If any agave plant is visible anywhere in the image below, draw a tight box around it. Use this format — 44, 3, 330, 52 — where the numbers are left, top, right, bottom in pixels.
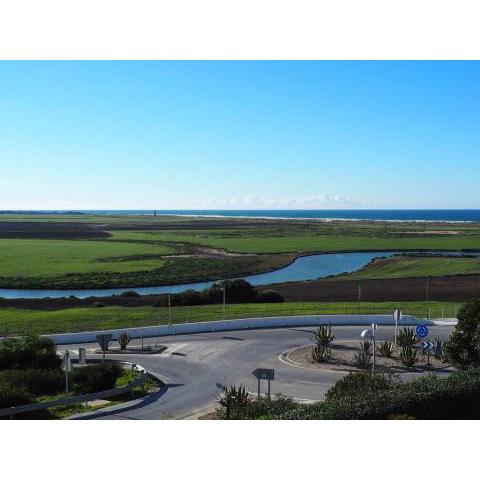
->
378, 340, 395, 358
312, 325, 335, 347
311, 325, 335, 363
432, 338, 444, 360
118, 332, 131, 351
311, 344, 333, 363
397, 327, 417, 349
353, 341, 372, 369
217, 384, 251, 419
399, 344, 419, 368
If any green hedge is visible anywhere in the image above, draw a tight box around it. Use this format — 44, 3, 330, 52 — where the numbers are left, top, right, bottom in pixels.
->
0, 384, 33, 410
0, 336, 60, 370
0, 369, 64, 396
237, 370, 480, 420
70, 363, 123, 394
278, 370, 480, 420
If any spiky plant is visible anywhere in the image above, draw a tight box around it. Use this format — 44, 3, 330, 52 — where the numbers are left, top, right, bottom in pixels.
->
311, 344, 333, 363
353, 341, 372, 369
378, 341, 395, 358
312, 325, 335, 347
118, 332, 131, 351
433, 338, 444, 360
311, 325, 335, 363
217, 384, 251, 419
397, 327, 417, 349
399, 344, 419, 368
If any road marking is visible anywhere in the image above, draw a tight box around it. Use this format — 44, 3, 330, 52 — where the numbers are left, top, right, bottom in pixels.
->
158, 343, 189, 357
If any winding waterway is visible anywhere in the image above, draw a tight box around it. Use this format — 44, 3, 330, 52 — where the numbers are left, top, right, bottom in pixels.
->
0, 251, 479, 299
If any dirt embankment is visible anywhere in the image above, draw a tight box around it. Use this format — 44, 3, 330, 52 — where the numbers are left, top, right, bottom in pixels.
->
257, 274, 480, 302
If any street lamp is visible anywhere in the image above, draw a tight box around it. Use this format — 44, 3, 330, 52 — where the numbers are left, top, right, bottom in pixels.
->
222, 284, 226, 320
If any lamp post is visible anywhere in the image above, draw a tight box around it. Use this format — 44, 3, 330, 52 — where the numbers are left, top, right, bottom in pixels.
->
222, 284, 226, 320
168, 294, 172, 326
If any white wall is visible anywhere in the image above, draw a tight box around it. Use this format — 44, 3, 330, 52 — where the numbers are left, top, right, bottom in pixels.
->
47, 314, 430, 345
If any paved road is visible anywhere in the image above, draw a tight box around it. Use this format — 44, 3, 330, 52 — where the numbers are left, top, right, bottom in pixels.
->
58, 325, 453, 419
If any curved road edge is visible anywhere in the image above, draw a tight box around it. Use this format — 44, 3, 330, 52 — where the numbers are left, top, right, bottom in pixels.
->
47, 314, 457, 345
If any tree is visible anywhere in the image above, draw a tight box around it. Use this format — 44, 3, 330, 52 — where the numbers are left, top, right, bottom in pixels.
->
445, 300, 480, 369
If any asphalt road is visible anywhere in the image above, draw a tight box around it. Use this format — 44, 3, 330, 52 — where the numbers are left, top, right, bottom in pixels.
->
57, 325, 453, 420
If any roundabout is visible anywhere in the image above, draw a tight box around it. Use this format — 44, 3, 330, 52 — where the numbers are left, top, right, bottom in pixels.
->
55, 322, 455, 419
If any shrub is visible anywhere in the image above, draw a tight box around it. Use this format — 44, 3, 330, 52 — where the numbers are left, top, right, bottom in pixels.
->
217, 384, 251, 419
118, 332, 131, 351
325, 372, 394, 401
70, 363, 123, 394
256, 290, 284, 303
93, 301, 105, 308
397, 327, 417, 349
0, 384, 33, 410
0, 369, 64, 396
445, 300, 480, 369
353, 341, 372, 369
399, 344, 419, 368
0, 336, 60, 371
269, 369, 480, 420
120, 290, 141, 297
378, 341, 395, 358
311, 325, 334, 363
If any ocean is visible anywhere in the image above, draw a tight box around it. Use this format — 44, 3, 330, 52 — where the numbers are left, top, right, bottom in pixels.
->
69, 209, 480, 222
3, 209, 480, 222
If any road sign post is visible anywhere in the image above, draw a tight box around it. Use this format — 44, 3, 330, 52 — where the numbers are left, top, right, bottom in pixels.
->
61, 350, 72, 394
252, 368, 274, 400
371, 323, 377, 377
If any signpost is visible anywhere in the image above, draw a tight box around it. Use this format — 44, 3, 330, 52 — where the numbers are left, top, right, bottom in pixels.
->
252, 368, 274, 400
61, 350, 72, 394
393, 309, 402, 346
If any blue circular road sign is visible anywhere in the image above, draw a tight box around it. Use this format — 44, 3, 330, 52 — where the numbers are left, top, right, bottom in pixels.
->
416, 324, 429, 338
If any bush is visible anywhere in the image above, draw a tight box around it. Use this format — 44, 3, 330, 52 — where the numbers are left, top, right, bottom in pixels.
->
399, 344, 419, 368
397, 327, 417, 348
378, 341, 395, 358
120, 290, 141, 297
325, 372, 394, 401
217, 384, 251, 419
276, 370, 480, 420
0, 336, 60, 371
256, 290, 284, 303
70, 363, 123, 394
353, 341, 372, 369
0, 384, 33, 410
118, 332, 131, 351
93, 301, 105, 308
311, 325, 334, 363
445, 300, 480, 369
0, 369, 64, 396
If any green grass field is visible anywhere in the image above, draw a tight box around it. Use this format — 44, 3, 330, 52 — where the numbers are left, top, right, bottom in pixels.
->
0, 238, 171, 277
109, 230, 480, 254
0, 301, 461, 336
1, 215, 480, 289
341, 256, 480, 280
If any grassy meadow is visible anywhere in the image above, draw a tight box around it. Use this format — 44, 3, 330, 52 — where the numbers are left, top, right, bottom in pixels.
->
0, 301, 461, 336
341, 256, 480, 280
0, 214, 480, 289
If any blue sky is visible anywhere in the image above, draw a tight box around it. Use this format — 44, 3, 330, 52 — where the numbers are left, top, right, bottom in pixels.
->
1, 61, 479, 210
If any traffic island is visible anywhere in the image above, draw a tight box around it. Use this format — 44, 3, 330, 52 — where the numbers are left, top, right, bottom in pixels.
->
93, 345, 167, 355
284, 342, 453, 374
